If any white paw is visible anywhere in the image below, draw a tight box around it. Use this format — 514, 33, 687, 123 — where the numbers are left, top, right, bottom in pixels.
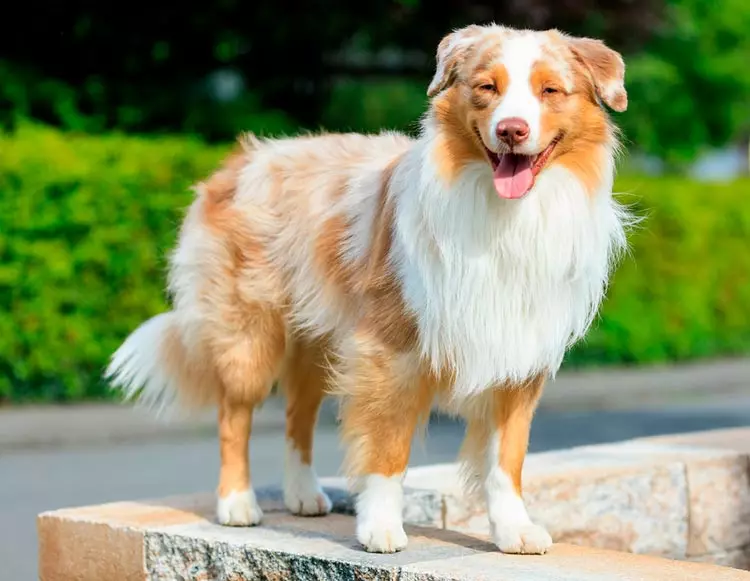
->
357, 516, 408, 553
284, 478, 332, 516
355, 473, 407, 553
216, 489, 263, 526
492, 522, 552, 555
283, 445, 332, 516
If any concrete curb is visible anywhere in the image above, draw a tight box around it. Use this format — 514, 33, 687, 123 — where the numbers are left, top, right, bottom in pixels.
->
0, 397, 338, 452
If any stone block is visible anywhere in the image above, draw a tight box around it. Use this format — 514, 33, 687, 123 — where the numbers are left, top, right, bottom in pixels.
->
38, 494, 750, 581
632, 430, 750, 556
682, 451, 750, 556
429, 449, 689, 558
403, 432, 750, 561
690, 545, 750, 571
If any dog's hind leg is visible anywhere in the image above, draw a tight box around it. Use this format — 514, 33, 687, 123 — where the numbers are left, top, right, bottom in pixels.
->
279, 338, 332, 516
212, 305, 286, 527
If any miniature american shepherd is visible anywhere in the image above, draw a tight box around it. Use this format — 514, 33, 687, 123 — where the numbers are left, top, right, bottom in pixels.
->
107, 23, 631, 555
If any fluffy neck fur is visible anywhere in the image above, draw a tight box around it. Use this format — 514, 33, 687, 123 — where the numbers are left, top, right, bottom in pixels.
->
390, 116, 630, 399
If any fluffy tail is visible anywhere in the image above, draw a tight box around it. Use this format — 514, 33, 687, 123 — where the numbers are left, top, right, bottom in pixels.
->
105, 312, 219, 417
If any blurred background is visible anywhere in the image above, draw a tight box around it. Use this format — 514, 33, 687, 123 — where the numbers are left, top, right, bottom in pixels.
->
1, 0, 749, 578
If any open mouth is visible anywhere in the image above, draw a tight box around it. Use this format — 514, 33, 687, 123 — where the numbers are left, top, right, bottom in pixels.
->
481, 135, 561, 200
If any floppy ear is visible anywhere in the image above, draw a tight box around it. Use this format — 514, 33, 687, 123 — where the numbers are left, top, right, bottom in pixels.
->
427, 25, 483, 97
568, 37, 628, 112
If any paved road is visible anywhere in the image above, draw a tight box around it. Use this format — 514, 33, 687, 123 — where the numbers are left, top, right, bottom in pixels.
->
4, 398, 750, 580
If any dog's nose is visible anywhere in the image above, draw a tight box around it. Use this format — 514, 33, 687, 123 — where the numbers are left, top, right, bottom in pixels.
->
496, 118, 530, 146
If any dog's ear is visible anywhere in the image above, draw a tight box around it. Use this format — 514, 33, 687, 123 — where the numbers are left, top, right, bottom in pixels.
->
427, 25, 483, 97
567, 36, 628, 112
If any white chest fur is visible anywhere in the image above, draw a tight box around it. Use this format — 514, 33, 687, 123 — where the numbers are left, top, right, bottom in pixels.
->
392, 144, 629, 399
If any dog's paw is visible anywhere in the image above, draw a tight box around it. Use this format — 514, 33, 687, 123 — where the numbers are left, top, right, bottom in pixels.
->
357, 512, 408, 553
284, 477, 332, 517
492, 522, 552, 555
283, 448, 332, 517
216, 489, 263, 527
355, 473, 407, 552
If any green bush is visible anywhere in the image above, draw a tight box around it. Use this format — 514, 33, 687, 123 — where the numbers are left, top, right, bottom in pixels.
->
1, 125, 748, 402
566, 175, 750, 366
322, 79, 427, 135
0, 124, 228, 402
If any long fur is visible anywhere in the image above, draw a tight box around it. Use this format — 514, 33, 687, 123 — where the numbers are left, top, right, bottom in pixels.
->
393, 123, 630, 398
105, 23, 634, 554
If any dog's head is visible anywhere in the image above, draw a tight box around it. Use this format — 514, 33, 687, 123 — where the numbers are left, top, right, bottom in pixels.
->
427, 24, 627, 199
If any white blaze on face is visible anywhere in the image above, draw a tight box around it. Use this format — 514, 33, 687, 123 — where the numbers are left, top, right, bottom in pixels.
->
489, 34, 544, 154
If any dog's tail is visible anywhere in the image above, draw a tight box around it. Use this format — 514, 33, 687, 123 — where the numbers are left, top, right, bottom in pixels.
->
105, 312, 219, 417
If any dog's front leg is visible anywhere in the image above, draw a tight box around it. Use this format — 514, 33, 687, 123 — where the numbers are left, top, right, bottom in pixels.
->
470, 376, 552, 554
335, 340, 432, 554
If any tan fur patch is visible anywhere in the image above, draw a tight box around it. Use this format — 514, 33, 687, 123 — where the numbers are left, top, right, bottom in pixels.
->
314, 175, 358, 295
358, 159, 419, 353
282, 338, 330, 465
493, 376, 546, 495
336, 339, 433, 480
566, 36, 628, 112
160, 322, 219, 407
432, 92, 487, 183
217, 395, 253, 498
530, 58, 615, 196
315, 214, 355, 291
190, 143, 289, 499
201, 146, 247, 228
427, 25, 487, 97
359, 161, 397, 292
214, 305, 285, 498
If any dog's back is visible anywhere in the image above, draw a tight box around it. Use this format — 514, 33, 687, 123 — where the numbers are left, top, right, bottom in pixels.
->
108, 130, 413, 412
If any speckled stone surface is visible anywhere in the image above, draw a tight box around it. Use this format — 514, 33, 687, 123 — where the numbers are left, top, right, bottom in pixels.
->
401, 430, 750, 564
39, 499, 750, 581
673, 449, 750, 556
690, 545, 750, 571
434, 447, 690, 558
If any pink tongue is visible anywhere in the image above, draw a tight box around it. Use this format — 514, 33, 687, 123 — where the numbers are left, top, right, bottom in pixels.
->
493, 154, 534, 199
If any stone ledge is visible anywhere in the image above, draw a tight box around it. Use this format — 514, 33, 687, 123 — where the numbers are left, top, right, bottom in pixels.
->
317, 427, 750, 566
38, 493, 750, 581
38, 428, 750, 578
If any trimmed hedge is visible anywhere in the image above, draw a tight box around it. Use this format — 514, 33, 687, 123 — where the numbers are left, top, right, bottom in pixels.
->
1, 125, 749, 402
567, 174, 750, 366
0, 125, 227, 402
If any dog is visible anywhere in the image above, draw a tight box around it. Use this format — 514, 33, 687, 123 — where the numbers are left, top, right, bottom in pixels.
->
106, 23, 631, 555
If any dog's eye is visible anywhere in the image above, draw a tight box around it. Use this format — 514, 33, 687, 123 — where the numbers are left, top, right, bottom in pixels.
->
478, 84, 496, 92
543, 87, 559, 95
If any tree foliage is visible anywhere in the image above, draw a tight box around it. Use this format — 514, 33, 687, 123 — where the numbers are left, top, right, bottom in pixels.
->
2, 1, 747, 163
620, 0, 750, 163
0, 0, 663, 140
